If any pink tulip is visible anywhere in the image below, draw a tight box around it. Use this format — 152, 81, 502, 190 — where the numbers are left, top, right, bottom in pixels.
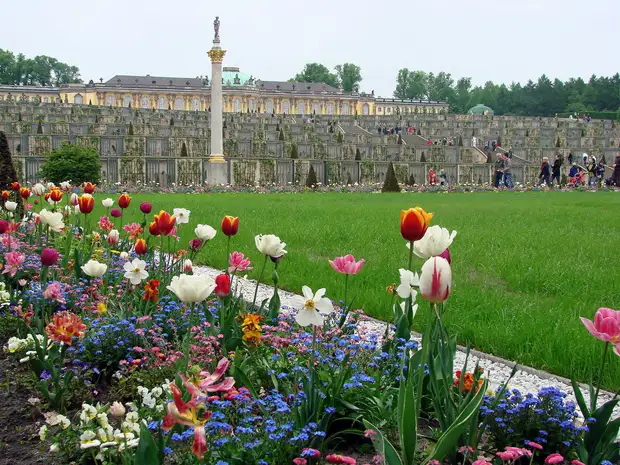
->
419, 256, 452, 303
110, 208, 122, 218
42, 282, 65, 304
439, 247, 451, 264
2, 251, 25, 277
545, 454, 564, 464
140, 202, 152, 214
581, 308, 620, 353
228, 251, 252, 273
40, 248, 60, 266
329, 254, 366, 275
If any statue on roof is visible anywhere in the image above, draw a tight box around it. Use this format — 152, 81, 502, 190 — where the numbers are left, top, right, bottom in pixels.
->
213, 16, 220, 42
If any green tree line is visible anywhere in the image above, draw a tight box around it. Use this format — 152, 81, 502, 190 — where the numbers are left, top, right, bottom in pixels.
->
394, 69, 620, 116
0, 49, 82, 86
291, 63, 362, 92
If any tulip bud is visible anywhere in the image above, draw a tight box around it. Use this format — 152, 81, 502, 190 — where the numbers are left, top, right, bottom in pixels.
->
120, 251, 129, 260
40, 248, 60, 267
83, 182, 96, 194
32, 183, 46, 196
70, 193, 79, 206
49, 189, 63, 203
189, 238, 203, 251
4, 201, 17, 212
148, 221, 160, 236
439, 248, 451, 264
1, 190, 10, 200
221, 216, 239, 237
214, 273, 231, 297
78, 194, 95, 214
400, 207, 433, 242
134, 238, 148, 255
19, 187, 31, 199
118, 193, 131, 209
0, 219, 9, 234
140, 202, 152, 214
109, 401, 126, 418
110, 208, 122, 218
183, 259, 193, 273
107, 229, 120, 246
10, 182, 20, 191
102, 198, 114, 208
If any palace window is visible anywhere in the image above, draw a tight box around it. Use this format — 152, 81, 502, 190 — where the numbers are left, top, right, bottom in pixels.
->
158, 97, 166, 109
387, 107, 391, 114
297, 102, 305, 115
234, 98, 241, 113
327, 102, 334, 115
362, 104, 369, 115
106, 95, 114, 106
74, 94, 83, 105
43, 97, 49, 103
175, 97, 184, 110
192, 98, 200, 111
266, 99, 274, 114
123, 95, 132, 107
141, 96, 149, 108
313, 103, 320, 115
281, 100, 290, 114
249, 99, 255, 112
343, 103, 350, 115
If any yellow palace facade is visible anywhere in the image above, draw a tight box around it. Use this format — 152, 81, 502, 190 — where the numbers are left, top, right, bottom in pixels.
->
0, 66, 449, 116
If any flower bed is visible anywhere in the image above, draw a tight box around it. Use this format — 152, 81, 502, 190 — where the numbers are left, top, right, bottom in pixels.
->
0, 181, 618, 465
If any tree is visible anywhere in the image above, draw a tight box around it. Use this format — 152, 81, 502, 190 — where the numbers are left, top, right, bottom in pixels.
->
394, 69, 428, 99
0, 49, 81, 85
292, 63, 339, 88
336, 131, 344, 143
0, 131, 19, 196
420, 152, 426, 163
398, 134, 403, 145
335, 63, 362, 92
381, 162, 400, 192
37, 121, 43, 134
306, 164, 318, 188
355, 148, 361, 160
40, 143, 101, 185
408, 174, 415, 186
128, 121, 134, 136
290, 143, 298, 159
279, 129, 285, 141
180, 142, 188, 157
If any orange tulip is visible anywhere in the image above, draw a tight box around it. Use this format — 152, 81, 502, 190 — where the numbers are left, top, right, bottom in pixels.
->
221, 216, 239, 237
118, 193, 131, 209
19, 187, 31, 199
10, 182, 20, 191
153, 210, 176, 236
400, 207, 433, 242
78, 194, 95, 214
1, 190, 9, 201
49, 188, 63, 202
148, 221, 160, 236
83, 182, 96, 194
134, 238, 148, 255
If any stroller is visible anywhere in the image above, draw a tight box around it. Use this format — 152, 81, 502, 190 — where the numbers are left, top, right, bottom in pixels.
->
568, 169, 585, 187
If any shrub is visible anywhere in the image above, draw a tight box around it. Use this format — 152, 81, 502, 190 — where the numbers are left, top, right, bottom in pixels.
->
497, 135, 502, 147
305, 164, 318, 187
180, 142, 188, 158
347, 172, 353, 185
37, 121, 43, 134
420, 152, 426, 163
355, 148, 361, 160
128, 121, 134, 136
0, 131, 19, 197
337, 131, 344, 143
381, 162, 400, 192
458, 135, 463, 146
40, 143, 101, 185
279, 129, 285, 141
408, 174, 415, 185
290, 143, 298, 159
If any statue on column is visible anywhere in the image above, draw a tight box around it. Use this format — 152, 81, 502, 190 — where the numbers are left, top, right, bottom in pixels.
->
214, 16, 220, 41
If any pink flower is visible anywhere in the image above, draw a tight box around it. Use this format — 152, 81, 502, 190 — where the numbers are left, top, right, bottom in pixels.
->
98, 216, 114, 232
189, 238, 203, 250
363, 429, 377, 440
42, 282, 65, 304
545, 454, 564, 464
110, 208, 122, 218
581, 308, 620, 354
439, 247, 451, 264
419, 256, 452, 303
2, 251, 25, 277
325, 455, 356, 464
472, 461, 492, 465
195, 358, 235, 392
458, 446, 474, 454
293, 459, 308, 465
329, 254, 366, 275
526, 441, 543, 450
228, 251, 253, 273
571, 461, 585, 465
123, 222, 144, 240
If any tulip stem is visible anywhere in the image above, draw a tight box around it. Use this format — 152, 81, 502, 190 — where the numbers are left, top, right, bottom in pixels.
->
338, 274, 349, 328
408, 240, 414, 271
226, 236, 231, 273
251, 255, 268, 311
593, 341, 609, 411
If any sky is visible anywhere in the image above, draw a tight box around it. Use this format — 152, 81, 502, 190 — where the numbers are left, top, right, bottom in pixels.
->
1, 0, 618, 97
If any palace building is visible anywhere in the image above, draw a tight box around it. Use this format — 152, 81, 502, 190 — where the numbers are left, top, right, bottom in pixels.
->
0, 66, 449, 116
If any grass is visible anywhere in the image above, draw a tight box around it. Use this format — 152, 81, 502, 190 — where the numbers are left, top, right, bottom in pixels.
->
103, 191, 620, 390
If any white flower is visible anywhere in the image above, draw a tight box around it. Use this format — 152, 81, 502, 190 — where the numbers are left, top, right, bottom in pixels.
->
172, 208, 191, 224
81, 260, 108, 278
49, 443, 59, 453
32, 183, 46, 196
123, 259, 148, 285
292, 286, 334, 327
183, 259, 193, 273
59, 181, 71, 191
39, 425, 48, 440
195, 224, 216, 241
407, 225, 457, 260
102, 198, 114, 208
255, 234, 287, 259
119, 251, 129, 260
70, 193, 79, 206
109, 401, 126, 418
419, 257, 452, 303
38, 209, 65, 232
4, 201, 17, 212
167, 274, 216, 302
107, 229, 120, 245
399, 301, 418, 321
396, 269, 420, 299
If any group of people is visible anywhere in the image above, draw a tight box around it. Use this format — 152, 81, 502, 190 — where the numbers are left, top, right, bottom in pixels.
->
427, 168, 449, 186
539, 153, 620, 188
494, 152, 514, 188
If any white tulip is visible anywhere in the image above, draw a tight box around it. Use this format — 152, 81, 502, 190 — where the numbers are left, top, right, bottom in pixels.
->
255, 234, 287, 259
70, 193, 79, 206
292, 285, 334, 327
102, 198, 114, 208
183, 259, 193, 273
39, 209, 65, 232
107, 229, 120, 245
119, 251, 129, 260
81, 260, 108, 278
194, 224, 216, 241
407, 225, 457, 260
172, 208, 191, 224
4, 201, 17, 212
399, 301, 418, 320
32, 183, 46, 196
396, 269, 420, 299
167, 274, 215, 302
123, 259, 149, 285
47, 182, 57, 190
59, 181, 71, 191
419, 257, 452, 303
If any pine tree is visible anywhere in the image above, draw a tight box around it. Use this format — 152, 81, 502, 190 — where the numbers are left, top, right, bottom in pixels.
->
170, 117, 174, 126
458, 135, 463, 146
397, 134, 403, 145
37, 121, 43, 134
487, 151, 493, 163
420, 152, 426, 163
0, 131, 20, 208
381, 162, 400, 193
306, 164, 318, 188
347, 173, 353, 185
128, 121, 134, 136
89, 100, 92, 105
408, 174, 415, 186
497, 135, 502, 147
417, 128, 421, 135
555, 136, 561, 147
279, 129, 285, 141
18, 113, 22, 122
337, 132, 344, 143
290, 143, 298, 159
181, 142, 188, 157
355, 148, 361, 161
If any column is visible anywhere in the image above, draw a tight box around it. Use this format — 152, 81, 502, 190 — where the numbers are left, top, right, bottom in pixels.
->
207, 35, 226, 163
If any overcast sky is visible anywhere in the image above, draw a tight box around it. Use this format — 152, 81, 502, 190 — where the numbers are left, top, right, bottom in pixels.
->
1, 0, 618, 97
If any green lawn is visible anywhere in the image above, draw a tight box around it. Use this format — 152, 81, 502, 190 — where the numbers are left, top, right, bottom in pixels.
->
106, 191, 620, 389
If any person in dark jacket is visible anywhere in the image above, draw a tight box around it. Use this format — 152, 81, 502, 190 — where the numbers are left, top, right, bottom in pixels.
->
569, 163, 579, 178
551, 156, 562, 186
539, 157, 551, 185
612, 153, 620, 186
567, 152, 573, 165
494, 154, 505, 187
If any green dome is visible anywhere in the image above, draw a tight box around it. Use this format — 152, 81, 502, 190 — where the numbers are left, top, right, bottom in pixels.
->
467, 104, 494, 115
221, 67, 253, 86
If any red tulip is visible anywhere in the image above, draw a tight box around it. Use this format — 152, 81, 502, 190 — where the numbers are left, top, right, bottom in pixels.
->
49, 189, 63, 202
110, 208, 122, 218
118, 193, 131, 209
1, 190, 10, 201
10, 182, 20, 191
140, 202, 152, 214
78, 194, 95, 214
214, 274, 231, 297
83, 182, 96, 194
153, 210, 176, 236
134, 238, 148, 255
148, 221, 160, 236
0, 219, 8, 234
221, 216, 239, 237
40, 248, 60, 266
400, 207, 433, 242
19, 187, 31, 199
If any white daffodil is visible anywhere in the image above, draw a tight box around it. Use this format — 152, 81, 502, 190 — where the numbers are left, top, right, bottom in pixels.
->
81, 260, 108, 278
172, 208, 191, 224
102, 198, 114, 208
293, 286, 334, 327
123, 259, 148, 285
255, 234, 287, 259
39, 209, 65, 232
407, 225, 457, 260
4, 201, 17, 212
195, 224, 216, 241
167, 274, 215, 302
396, 269, 420, 299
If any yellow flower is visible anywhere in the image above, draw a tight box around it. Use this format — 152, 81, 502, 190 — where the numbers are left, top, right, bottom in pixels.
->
96, 302, 107, 315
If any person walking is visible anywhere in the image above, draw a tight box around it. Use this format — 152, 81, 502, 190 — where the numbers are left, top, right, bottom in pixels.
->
587, 156, 598, 187
539, 157, 551, 185
551, 156, 562, 186
596, 159, 606, 188
503, 153, 514, 188
494, 153, 505, 188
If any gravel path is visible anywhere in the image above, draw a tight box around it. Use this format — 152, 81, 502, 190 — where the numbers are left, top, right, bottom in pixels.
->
194, 265, 618, 418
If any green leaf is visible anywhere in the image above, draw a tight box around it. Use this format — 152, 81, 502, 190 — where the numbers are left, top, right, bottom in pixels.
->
585, 398, 619, 453
399, 367, 417, 465
363, 419, 404, 465
571, 379, 590, 419
135, 423, 160, 465
268, 289, 281, 322
233, 366, 260, 400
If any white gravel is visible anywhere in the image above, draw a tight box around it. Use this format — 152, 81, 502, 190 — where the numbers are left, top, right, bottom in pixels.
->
194, 264, 619, 418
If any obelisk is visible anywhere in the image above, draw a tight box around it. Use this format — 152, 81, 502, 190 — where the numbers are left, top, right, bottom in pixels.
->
206, 16, 227, 184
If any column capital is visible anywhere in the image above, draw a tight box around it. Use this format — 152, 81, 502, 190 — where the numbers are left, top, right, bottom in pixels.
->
207, 48, 227, 63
